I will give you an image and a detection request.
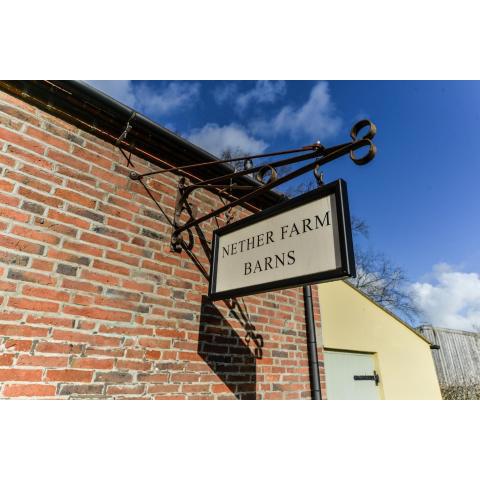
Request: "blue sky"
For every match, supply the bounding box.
[87,80,480,330]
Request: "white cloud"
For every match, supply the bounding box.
[252,81,342,141]
[135,82,200,117]
[86,80,200,117]
[187,123,267,157]
[410,264,480,331]
[236,81,286,112]
[213,82,239,105]
[213,81,286,113]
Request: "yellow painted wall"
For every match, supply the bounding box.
[318,281,442,399]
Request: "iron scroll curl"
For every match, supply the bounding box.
[349,119,377,165]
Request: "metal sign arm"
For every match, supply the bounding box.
[127,119,377,252]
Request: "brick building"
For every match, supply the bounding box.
[0,81,325,399]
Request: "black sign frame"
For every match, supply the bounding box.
[208,179,356,301]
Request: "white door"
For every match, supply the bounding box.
[324,350,381,400]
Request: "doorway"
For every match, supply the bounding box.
[324,350,381,400]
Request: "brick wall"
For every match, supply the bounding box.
[0,90,326,399]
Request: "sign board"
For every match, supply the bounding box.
[208,179,355,300]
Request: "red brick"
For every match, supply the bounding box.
[0,354,14,366]
[77,319,96,329]
[62,278,102,293]
[0,368,43,381]
[6,169,55,192]
[83,140,116,158]
[105,250,140,267]
[0,102,40,126]
[107,217,140,234]
[47,210,90,229]
[137,373,169,383]
[0,280,16,292]
[71,358,114,370]
[116,359,151,371]
[20,163,62,186]
[84,348,124,357]
[99,203,133,221]
[45,369,94,382]
[31,259,54,272]
[51,330,122,347]
[6,144,53,170]
[125,349,144,359]
[0,152,16,168]
[7,269,56,286]
[63,240,102,257]
[81,270,120,286]
[155,328,186,339]
[173,268,201,282]
[106,384,145,395]
[25,126,70,151]
[35,342,82,355]
[0,179,14,192]
[145,350,161,360]
[0,126,45,155]
[0,191,19,207]
[142,260,172,275]
[18,186,63,208]
[0,111,23,130]
[0,206,30,223]
[94,296,139,312]
[178,351,202,361]
[22,285,69,302]
[110,193,143,213]
[148,384,180,394]
[138,338,171,349]
[181,384,209,394]
[34,217,77,237]
[98,325,154,336]
[92,259,130,276]
[66,179,105,201]
[47,148,90,172]
[4,339,33,352]
[16,354,68,367]
[3,384,56,397]
[54,188,96,208]
[40,114,77,132]
[80,231,118,249]
[11,226,60,245]
[26,315,74,328]
[56,165,95,184]
[0,233,45,255]
[62,305,131,322]
[0,324,48,337]
[72,294,94,306]
[94,371,133,383]
[121,279,154,293]
[8,297,59,312]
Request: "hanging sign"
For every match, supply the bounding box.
[208,179,355,300]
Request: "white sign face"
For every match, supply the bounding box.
[209,180,355,300]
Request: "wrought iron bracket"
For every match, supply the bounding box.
[127,119,377,253]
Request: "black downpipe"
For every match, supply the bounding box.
[303,285,322,400]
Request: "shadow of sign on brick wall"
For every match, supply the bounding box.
[198,296,257,399]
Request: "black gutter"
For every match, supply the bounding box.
[303,285,322,400]
[0,80,284,212]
